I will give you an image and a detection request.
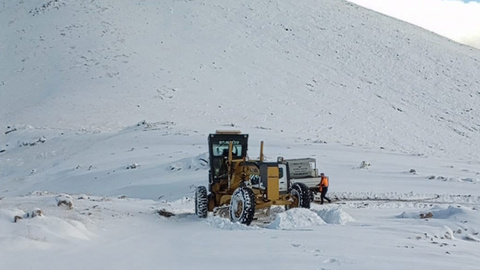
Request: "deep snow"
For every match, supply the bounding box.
[1,0,480,269]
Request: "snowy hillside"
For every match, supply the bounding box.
[1,0,480,269]
[1,0,480,160]
[348,0,480,50]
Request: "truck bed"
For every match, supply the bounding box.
[291,177,321,191]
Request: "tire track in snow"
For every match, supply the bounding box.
[312,192,480,208]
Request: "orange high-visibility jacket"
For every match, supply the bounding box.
[319,176,329,192]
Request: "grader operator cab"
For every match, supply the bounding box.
[195,131,310,225]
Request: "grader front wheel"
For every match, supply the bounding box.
[195,186,208,218]
[229,186,256,225]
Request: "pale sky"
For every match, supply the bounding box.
[348,0,480,49]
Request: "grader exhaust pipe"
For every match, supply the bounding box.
[260,141,264,162]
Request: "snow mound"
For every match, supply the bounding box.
[430,206,466,219]
[398,205,466,219]
[0,207,93,247]
[206,216,260,231]
[268,208,326,230]
[20,215,93,242]
[464,233,480,242]
[458,178,479,183]
[167,153,209,172]
[427,176,480,184]
[56,194,74,209]
[443,225,455,240]
[313,207,356,225]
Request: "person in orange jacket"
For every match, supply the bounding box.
[319,173,332,204]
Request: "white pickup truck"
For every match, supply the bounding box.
[280,158,322,193]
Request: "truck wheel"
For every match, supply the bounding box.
[195,186,208,218]
[290,182,311,209]
[229,186,256,225]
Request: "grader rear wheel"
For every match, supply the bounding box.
[229,186,256,225]
[289,182,311,209]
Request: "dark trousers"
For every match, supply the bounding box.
[321,187,331,204]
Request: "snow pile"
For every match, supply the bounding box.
[427,175,480,183]
[398,205,465,220]
[267,208,326,230]
[459,178,480,183]
[56,194,75,209]
[167,153,209,172]
[11,212,93,243]
[396,204,480,247]
[312,207,356,225]
[206,216,261,231]
[358,161,371,169]
[464,233,480,242]
[0,194,94,248]
[429,205,467,219]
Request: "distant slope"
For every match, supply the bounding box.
[1,0,479,160]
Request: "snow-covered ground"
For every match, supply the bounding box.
[1,0,480,269]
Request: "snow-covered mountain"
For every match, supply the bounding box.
[1,0,480,160]
[1,1,480,269]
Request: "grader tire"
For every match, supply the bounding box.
[229,186,256,225]
[290,182,311,209]
[195,186,208,218]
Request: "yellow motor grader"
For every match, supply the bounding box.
[195,131,310,225]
